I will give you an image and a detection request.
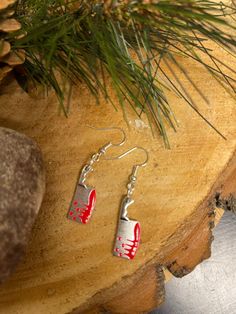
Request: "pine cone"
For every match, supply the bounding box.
[0,0,25,84]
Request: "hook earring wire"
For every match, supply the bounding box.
[105,146,148,167]
[103,146,149,177]
[78,126,127,184]
[85,125,126,148]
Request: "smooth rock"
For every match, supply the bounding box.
[0,127,45,283]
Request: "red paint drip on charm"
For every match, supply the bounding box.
[68,189,96,224]
[124,223,141,260]
[78,189,96,224]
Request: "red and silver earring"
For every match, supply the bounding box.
[107,147,148,260]
[67,127,126,224]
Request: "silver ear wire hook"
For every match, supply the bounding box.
[104,145,148,198]
[105,146,148,166]
[86,125,126,148]
[104,146,148,176]
[79,126,126,184]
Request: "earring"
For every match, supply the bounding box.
[105,147,148,260]
[67,126,126,224]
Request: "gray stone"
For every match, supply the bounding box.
[0,127,45,283]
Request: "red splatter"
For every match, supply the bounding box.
[68,189,96,224]
[78,189,96,224]
[124,223,141,260]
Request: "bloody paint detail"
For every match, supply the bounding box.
[68,185,96,224]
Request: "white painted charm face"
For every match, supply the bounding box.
[68,184,96,224]
[113,219,141,260]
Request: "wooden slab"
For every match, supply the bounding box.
[0,48,235,314]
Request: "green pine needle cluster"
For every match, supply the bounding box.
[10,0,236,147]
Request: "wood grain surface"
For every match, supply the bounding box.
[0,45,235,313]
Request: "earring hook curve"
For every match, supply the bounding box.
[86,125,126,147]
[104,146,149,168]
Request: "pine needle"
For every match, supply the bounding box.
[10,0,236,147]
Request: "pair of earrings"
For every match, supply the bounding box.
[67,127,148,260]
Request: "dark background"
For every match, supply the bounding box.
[152,211,236,314]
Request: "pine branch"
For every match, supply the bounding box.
[11,0,236,147]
